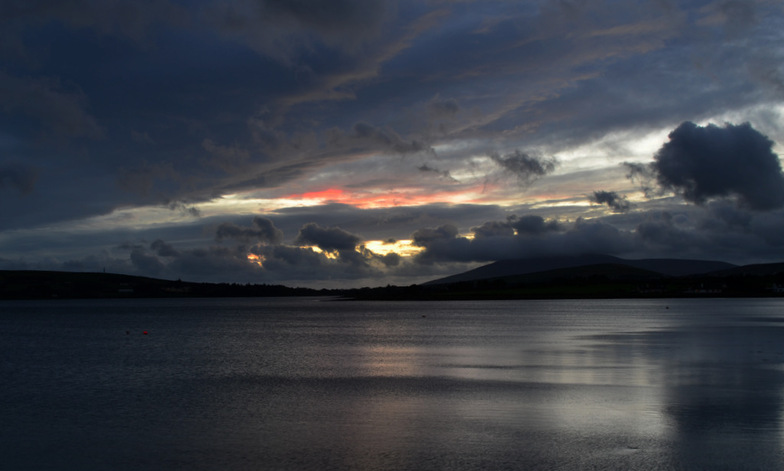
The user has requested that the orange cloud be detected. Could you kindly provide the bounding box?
[246,253,264,267]
[298,188,346,200]
[284,186,493,209]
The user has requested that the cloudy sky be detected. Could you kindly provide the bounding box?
[2,0,784,288]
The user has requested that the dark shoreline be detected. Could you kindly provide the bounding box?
[1,268,782,301]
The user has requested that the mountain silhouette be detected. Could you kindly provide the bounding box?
[425,254,737,285]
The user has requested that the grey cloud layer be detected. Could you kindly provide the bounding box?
[294,223,361,252]
[1,0,784,286]
[3,195,784,287]
[216,216,284,244]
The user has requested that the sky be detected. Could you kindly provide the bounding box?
[1,0,784,288]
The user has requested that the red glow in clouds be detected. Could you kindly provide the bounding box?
[298,188,345,200]
[285,187,486,209]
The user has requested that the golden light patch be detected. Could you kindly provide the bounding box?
[363,239,424,257]
[305,246,340,259]
[246,253,264,267]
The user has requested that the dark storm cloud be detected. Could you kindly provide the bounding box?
[508,215,561,235]
[259,0,388,38]
[411,224,459,247]
[201,139,252,174]
[246,116,290,152]
[220,161,319,194]
[0,161,38,194]
[0,71,103,140]
[412,217,634,264]
[99,230,409,286]
[326,122,431,155]
[704,201,752,230]
[114,240,266,282]
[211,0,390,63]
[0,0,185,60]
[269,202,513,244]
[117,241,145,251]
[427,96,460,118]
[471,221,515,239]
[652,121,784,210]
[626,205,784,263]
[751,212,784,248]
[294,222,361,252]
[116,161,178,197]
[165,245,262,280]
[635,211,702,250]
[489,150,557,185]
[130,247,164,275]
[561,218,634,255]
[250,239,409,284]
[216,216,284,244]
[255,244,324,270]
[150,239,179,257]
[379,252,401,267]
[589,190,632,213]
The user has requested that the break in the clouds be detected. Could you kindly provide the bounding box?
[1,0,784,287]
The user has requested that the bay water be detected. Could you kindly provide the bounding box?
[2,297,784,470]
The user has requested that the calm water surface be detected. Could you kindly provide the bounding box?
[2,297,784,470]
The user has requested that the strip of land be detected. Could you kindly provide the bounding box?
[2,254,783,300]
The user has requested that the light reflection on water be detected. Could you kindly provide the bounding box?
[2,297,784,469]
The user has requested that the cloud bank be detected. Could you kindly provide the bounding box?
[652,121,784,210]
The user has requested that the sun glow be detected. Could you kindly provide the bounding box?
[304,246,340,259]
[284,187,489,209]
[363,239,423,257]
[246,253,264,267]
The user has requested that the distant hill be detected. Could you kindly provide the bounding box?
[425,254,737,285]
[347,257,784,300]
[0,270,322,299]
[708,262,784,277]
[490,263,666,285]
[4,257,784,301]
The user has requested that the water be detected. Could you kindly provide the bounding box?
[2,297,784,470]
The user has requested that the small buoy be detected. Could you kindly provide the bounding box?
[143,331,148,335]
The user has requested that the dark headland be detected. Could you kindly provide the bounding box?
[2,254,783,300]
[0,270,321,300]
